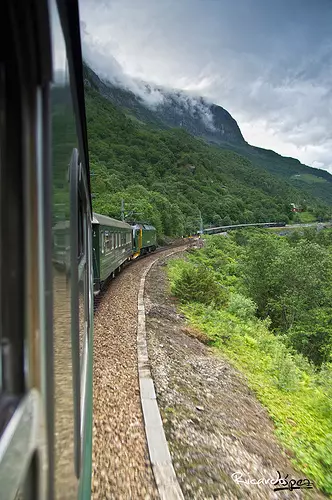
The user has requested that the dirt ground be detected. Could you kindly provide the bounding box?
[145,252,326,500]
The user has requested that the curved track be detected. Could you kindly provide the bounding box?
[92,247,186,499]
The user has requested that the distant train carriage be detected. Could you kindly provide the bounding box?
[132,223,157,257]
[92,213,133,291]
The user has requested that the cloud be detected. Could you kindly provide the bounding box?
[81,18,216,127]
[79,0,332,172]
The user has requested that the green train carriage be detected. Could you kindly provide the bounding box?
[1,0,93,498]
[92,213,133,291]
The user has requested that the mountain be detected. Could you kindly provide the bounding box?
[83,64,331,236]
[83,63,245,144]
[83,63,332,206]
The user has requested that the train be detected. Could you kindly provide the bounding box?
[1,1,93,498]
[204,222,287,235]
[92,214,157,292]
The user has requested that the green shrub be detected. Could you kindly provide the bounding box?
[287,309,332,366]
[227,292,257,320]
[170,260,227,307]
[270,345,300,391]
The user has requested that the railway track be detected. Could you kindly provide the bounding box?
[91,242,192,498]
[93,243,187,312]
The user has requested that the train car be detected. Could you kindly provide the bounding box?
[92,213,133,291]
[1,1,93,499]
[132,223,157,257]
[205,221,287,234]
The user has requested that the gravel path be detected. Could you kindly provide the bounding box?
[145,253,326,500]
[92,249,179,500]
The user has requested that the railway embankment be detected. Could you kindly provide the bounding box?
[144,252,327,500]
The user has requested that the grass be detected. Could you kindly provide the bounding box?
[296,211,318,223]
[182,304,332,496]
[167,258,332,497]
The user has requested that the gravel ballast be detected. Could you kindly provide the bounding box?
[92,249,181,500]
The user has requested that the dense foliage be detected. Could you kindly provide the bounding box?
[168,229,332,495]
[84,85,331,237]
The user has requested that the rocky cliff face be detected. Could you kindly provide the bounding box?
[150,88,245,145]
[83,63,245,145]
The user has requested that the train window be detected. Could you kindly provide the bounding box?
[0,8,25,430]
[70,148,92,481]
[101,232,104,254]
[104,231,110,253]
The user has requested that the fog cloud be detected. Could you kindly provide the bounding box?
[79,0,332,172]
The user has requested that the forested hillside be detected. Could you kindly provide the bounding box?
[84,83,331,236]
[84,63,332,214]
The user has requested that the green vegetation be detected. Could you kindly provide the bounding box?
[292,211,317,224]
[227,143,332,205]
[290,174,329,185]
[84,63,332,208]
[85,84,331,237]
[168,230,332,495]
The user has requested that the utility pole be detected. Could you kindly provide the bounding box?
[120,199,143,222]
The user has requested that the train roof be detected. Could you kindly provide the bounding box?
[131,223,156,230]
[92,213,132,229]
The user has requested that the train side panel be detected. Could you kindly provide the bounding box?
[50,2,93,498]
[141,225,157,252]
[92,220,101,291]
[132,223,157,256]
[93,213,133,290]
[0,1,93,499]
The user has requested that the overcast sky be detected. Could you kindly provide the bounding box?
[79,0,332,172]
